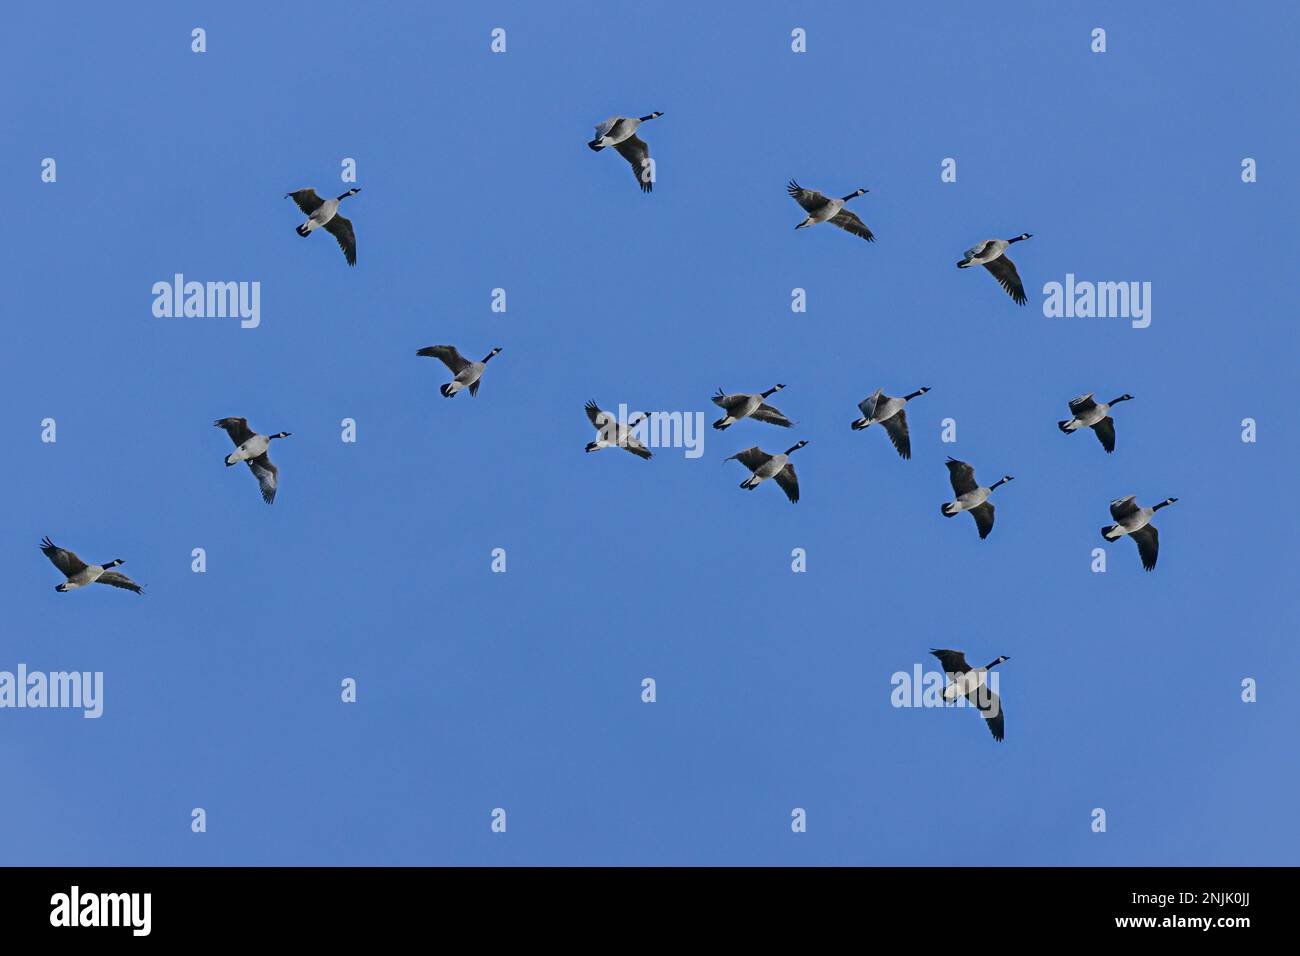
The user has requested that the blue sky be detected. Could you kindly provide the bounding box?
[4,1,1296,865]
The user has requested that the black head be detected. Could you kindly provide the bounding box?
[106,559,125,568]
[986,654,1010,668]
[785,440,809,455]
[272,431,291,439]
[484,347,503,361]
[1112,393,1134,403]
[1009,232,1032,242]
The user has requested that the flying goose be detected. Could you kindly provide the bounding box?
[725,441,808,503]
[588,112,663,193]
[929,649,1009,742]
[214,417,290,504]
[957,233,1032,304]
[851,386,930,459]
[787,181,874,241]
[941,457,1014,539]
[285,187,361,265]
[585,401,652,459]
[41,537,143,595]
[711,384,792,430]
[417,345,503,397]
[1102,495,1178,571]
[1058,393,1133,453]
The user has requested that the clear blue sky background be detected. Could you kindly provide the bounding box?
[4,1,1296,865]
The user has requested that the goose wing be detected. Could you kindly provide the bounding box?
[963,239,992,259]
[1131,524,1160,571]
[712,389,747,411]
[585,400,611,430]
[593,117,620,139]
[285,189,325,215]
[614,135,652,193]
[416,345,471,374]
[970,501,996,539]
[1109,496,1139,521]
[1068,393,1097,415]
[728,446,772,472]
[787,180,829,213]
[829,209,875,242]
[880,409,911,459]
[323,213,356,266]
[40,537,86,576]
[857,391,883,419]
[945,457,979,495]
[983,254,1027,305]
[214,417,255,446]
[96,570,144,594]
[773,462,800,503]
[970,685,1005,741]
[1091,416,1116,453]
[751,403,794,427]
[929,648,971,676]
[247,453,279,504]
[621,435,653,460]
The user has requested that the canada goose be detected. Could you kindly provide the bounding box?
[214,417,290,504]
[1102,495,1177,571]
[957,233,1032,305]
[725,441,808,503]
[416,345,503,397]
[584,401,652,459]
[787,181,874,241]
[929,649,1009,742]
[1058,393,1133,453]
[851,387,930,459]
[711,384,792,430]
[285,187,361,265]
[40,537,143,595]
[588,112,663,193]
[941,457,1014,539]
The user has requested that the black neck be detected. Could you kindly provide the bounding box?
[904,388,927,400]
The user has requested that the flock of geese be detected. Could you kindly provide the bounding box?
[37,110,1183,746]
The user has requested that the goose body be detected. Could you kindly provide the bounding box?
[851,386,929,459]
[940,457,1014,539]
[417,345,502,397]
[215,417,290,504]
[41,537,143,594]
[589,112,663,193]
[1102,495,1177,571]
[712,384,791,430]
[787,181,874,241]
[725,441,807,503]
[930,649,1009,741]
[585,401,652,459]
[957,233,1031,304]
[286,187,361,265]
[1058,392,1133,453]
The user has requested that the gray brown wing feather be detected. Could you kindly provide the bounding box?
[247,454,278,504]
[214,417,255,446]
[1068,394,1097,415]
[880,410,911,459]
[946,458,979,495]
[323,213,356,266]
[929,649,971,676]
[773,463,799,503]
[983,255,1026,305]
[97,570,144,594]
[1092,416,1116,453]
[750,403,794,427]
[970,501,996,539]
[416,345,471,374]
[829,209,875,242]
[40,537,86,575]
[787,180,827,213]
[729,447,772,472]
[1131,524,1159,571]
[286,189,324,215]
[614,135,652,192]
[1109,496,1139,521]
